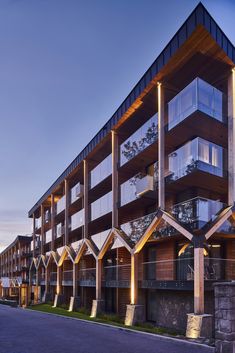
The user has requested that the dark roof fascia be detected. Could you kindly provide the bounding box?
[0,235,32,256]
[28,2,235,217]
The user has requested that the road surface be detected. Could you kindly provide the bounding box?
[0,305,214,353]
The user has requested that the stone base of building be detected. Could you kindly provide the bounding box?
[53,294,64,308]
[90,299,105,318]
[69,296,80,312]
[186,313,212,339]
[125,304,144,326]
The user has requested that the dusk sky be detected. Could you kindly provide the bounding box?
[0,0,235,251]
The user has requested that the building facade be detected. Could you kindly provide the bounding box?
[0,235,32,306]
[27,4,235,335]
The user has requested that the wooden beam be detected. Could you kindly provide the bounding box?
[33,214,36,257]
[51,194,55,251]
[112,130,119,228]
[194,247,204,314]
[56,266,62,295]
[162,211,193,241]
[130,253,138,305]
[158,82,165,209]
[205,207,233,240]
[83,160,89,239]
[64,179,70,245]
[96,259,102,300]
[72,263,78,297]
[228,68,235,205]
[40,205,44,255]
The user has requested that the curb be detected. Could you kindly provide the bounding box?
[23,307,215,351]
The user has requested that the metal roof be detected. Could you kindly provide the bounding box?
[28,2,235,217]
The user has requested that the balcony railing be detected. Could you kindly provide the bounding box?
[103,264,131,288]
[62,270,73,283]
[141,257,235,283]
[120,113,158,166]
[78,268,96,286]
[121,211,157,243]
[168,77,223,131]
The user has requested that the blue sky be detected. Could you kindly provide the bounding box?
[0,0,235,251]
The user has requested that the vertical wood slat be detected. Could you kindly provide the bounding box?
[158,83,165,209]
[112,130,119,228]
[194,247,204,314]
[228,69,235,205]
[83,160,89,239]
[64,179,70,245]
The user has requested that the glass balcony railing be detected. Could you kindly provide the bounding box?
[120,113,158,166]
[91,191,112,221]
[167,137,225,182]
[154,197,226,239]
[168,77,223,130]
[121,211,157,243]
[71,209,84,231]
[90,154,112,189]
[55,196,65,215]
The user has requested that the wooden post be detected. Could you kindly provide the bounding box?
[40,205,44,255]
[96,259,102,300]
[72,263,78,297]
[228,68,235,205]
[112,130,119,228]
[194,247,204,314]
[130,253,138,305]
[33,214,36,257]
[157,82,165,209]
[64,179,70,245]
[45,267,49,295]
[83,160,89,239]
[51,194,55,251]
[56,266,62,295]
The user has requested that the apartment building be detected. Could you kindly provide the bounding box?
[28,3,235,336]
[0,235,32,306]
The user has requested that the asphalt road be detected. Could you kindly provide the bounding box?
[0,305,214,353]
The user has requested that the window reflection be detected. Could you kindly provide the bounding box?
[168,77,223,130]
[90,154,112,189]
[120,113,158,166]
[91,191,112,221]
[168,137,224,181]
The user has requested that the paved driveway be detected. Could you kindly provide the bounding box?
[0,305,214,353]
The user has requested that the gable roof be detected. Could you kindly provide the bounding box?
[28,2,235,217]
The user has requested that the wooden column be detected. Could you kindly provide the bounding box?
[51,194,55,251]
[45,267,49,294]
[130,253,138,305]
[228,68,235,205]
[96,259,102,300]
[56,266,62,295]
[112,130,119,228]
[33,214,36,257]
[40,205,44,255]
[194,247,204,314]
[64,179,70,245]
[83,160,89,239]
[157,82,165,209]
[72,263,78,297]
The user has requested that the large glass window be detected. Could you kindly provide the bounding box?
[90,154,112,189]
[168,137,224,181]
[120,113,158,166]
[168,78,223,130]
[91,191,112,221]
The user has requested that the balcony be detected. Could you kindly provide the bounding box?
[168,77,224,131]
